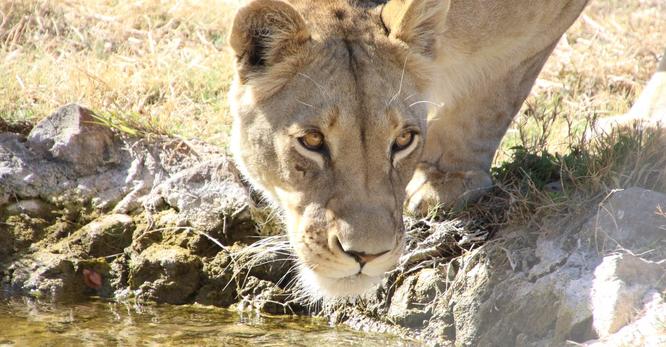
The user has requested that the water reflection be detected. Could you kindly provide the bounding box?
[0,298,415,346]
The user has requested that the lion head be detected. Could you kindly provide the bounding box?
[228,0,449,298]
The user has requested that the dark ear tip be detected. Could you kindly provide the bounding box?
[229,0,306,50]
[228,0,270,53]
[229,0,309,71]
[382,0,450,58]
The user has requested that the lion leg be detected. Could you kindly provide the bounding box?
[406,163,492,213]
[635,47,666,122]
[406,43,559,214]
[587,47,666,140]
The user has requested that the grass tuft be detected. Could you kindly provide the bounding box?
[466,123,666,229]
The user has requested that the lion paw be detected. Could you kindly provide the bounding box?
[405,163,493,215]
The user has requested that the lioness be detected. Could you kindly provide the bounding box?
[227,0,647,298]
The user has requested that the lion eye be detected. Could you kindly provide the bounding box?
[299,131,324,151]
[393,130,415,151]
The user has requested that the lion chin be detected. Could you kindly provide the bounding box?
[299,266,383,299]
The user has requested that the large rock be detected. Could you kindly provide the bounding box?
[3,199,56,219]
[5,252,85,301]
[387,267,450,328]
[587,291,666,346]
[583,187,666,260]
[1,104,253,216]
[51,214,135,258]
[332,187,666,345]
[231,241,295,284]
[27,104,120,176]
[591,254,666,337]
[4,251,112,301]
[195,252,237,307]
[144,158,254,237]
[128,245,202,304]
[235,276,305,315]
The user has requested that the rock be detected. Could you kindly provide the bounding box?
[1,214,50,257]
[528,229,570,280]
[52,214,134,258]
[0,228,12,262]
[584,187,666,259]
[0,119,127,208]
[2,103,251,226]
[237,247,295,285]
[3,199,56,219]
[587,291,666,346]
[387,277,431,328]
[195,282,237,307]
[202,252,233,282]
[83,214,134,257]
[109,254,130,293]
[6,252,85,301]
[195,252,237,307]
[387,268,449,328]
[144,158,255,238]
[0,132,52,200]
[1,104,262,304]
[128,245,202,304]
[553,275,595,341]
[591,253,666,337]
[27,104,120,176]
[4,251,111,301]
[412,266,453,304]
[237,276,303,315]
[330,187,666,345]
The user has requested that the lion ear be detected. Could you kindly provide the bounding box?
[229,0,310,80]
[381,0,450,57]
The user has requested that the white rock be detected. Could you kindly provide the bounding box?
[591,253,666,337]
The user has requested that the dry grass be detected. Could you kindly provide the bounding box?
[1,0,241,146]
[491,127,666,226]
[498,0,665,157]
[1,1,663,149]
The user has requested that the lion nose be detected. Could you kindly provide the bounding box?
[344,249,390,266]
[333,235,391,266]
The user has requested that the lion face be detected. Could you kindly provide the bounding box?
[228,0,449,298]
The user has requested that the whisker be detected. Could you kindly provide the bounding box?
[298,72,330,99]
[387,53,410,106]
[277,263,301,287]
[296,98,314,108]
[409,100,444,108]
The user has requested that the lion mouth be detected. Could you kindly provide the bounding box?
[299,266,384,299]
[292,238,404,299]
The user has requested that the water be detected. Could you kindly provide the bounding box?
[0,298,414,346]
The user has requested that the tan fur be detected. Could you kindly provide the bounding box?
[227,0,595,298]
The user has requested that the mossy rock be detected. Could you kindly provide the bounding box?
[128,244,202,304]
